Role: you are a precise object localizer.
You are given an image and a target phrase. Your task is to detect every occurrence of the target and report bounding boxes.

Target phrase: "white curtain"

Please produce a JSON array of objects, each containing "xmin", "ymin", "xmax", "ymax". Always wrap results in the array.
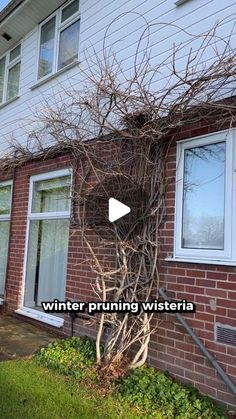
[
  {"xmin": 0, "ymin": 221, "xmax": 10, "ymax": 297},
  {"xmin": 32, "ymin": 176, "xmax": 70, "ymax": 213},
  {"xmin": 37, "ymin": 219, "xmax": 69, "ymax": 304},
  {"xmin": 24, "ymin": 219, "xmax": 69, "ymax": 308},
  {"xmin": 24, "ymin": 221, "xmax": 39, "ymax": 307}
]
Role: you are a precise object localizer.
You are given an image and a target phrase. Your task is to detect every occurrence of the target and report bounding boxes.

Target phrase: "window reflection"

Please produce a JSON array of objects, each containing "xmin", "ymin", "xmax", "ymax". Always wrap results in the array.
[
  {"xmin": 38, "ymin": 17, "xmax": 56, "ymax": 79},
  {"xmin": 182, "ymin": 142, "xmax": 225, "ymax": 250},
  {"xmin": 58, "ymin": 20, "xmax": 80, "ymax": 70}
]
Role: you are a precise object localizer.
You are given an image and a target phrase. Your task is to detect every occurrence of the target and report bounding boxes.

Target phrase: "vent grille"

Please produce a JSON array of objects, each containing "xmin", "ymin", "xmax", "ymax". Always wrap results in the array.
[{"xmin": 215, "ymin": 323, "xmax": 236, "ymax": 347}]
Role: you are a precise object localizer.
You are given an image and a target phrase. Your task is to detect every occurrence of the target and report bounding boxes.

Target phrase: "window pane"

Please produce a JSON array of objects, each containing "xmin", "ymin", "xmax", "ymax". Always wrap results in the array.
[
  {"xmin": 182, "ymin": 142, "xmax": 225, "ymax": 250},
  {"xmin": 6, "ymin": 62, "xmax": 20, "ymax": 101},
  {"xmin": 0, "ymin": 184, "xmax": 12, "ymax": 215},
  {"xmin": 0, "ymin": 57, "xmax": 6, "ymax": 103},
  {"xmin": 38, "ymin": 17, "xmax": 56, "ymax": 79},
  {"xmin": 0, "ymin": 221, "xmax": 10, "ymax": 297},
  {"xmin": 61, "ymin": 0, "xmax": 79, "ymax": 22},
  {"xmin": 10, "ymin": 45, "xmax": 21, "ymax": 62},
  {"xmin": 58, "ymin": 19, "xmax": 80, "ymax": 70},
  {"xmin": 32, "ymin": 176, "xmax": 71, "ymax": 213},
  {"xmin": 24, "ymin": 219, "xmax": 69, "ymax": 311}
]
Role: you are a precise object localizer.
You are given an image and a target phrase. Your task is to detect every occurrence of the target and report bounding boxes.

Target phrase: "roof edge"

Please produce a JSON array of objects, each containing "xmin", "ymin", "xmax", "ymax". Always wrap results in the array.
[{"xmin": 0, "ymin": 0, "xmax": 25, "ymax": 25}]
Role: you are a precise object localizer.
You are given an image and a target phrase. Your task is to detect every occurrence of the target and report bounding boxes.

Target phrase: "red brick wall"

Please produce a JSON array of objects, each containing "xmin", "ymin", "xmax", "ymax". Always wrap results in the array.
[
  {"xmin": 153, "ymin": 120, "xmax": 236, "ymax": 409},
  {"xmin": 1, "ymin": 121, "xmax": 236, "ymax": 409}
]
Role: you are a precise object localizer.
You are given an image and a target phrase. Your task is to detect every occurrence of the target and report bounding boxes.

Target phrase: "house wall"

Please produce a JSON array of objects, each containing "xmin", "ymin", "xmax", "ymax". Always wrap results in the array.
[
  {"xmin": 0, "ymin": 0, "xmax": 236, "ymax": 153},
  {"xmin": 2, "ymin": 121, "xmax": 236, "ymax": 410},
  {"xmin": 149, "ymin": 120, "xmax": 236, "ymax": 410},
  {"xmin": 1, "ymin": 0, "xmax": 236, "ymax": 412}
]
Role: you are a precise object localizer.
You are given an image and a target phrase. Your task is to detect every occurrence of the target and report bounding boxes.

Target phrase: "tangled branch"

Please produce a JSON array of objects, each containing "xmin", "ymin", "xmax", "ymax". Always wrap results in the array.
[{"xmin": 2, "ymin": 20, "xmax": 236, "ymax": 372}]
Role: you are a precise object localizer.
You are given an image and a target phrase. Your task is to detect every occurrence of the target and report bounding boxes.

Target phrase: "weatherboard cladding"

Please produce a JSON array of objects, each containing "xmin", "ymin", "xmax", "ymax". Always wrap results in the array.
[{"xmin": 0, "ymin": 0, "xmax": 236, "ymax": 153}]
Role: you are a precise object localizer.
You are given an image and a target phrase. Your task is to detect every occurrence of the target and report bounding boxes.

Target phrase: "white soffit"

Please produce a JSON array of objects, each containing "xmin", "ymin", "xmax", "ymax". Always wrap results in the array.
[{"xmin": 0, "ymin": 0, "xmax": 66, "ymax": 56}]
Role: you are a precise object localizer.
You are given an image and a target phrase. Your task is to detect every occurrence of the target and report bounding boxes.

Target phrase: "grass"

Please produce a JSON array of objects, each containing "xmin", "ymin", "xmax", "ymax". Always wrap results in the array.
[{"xmin": 0, "ymin": 359, "xmax": 139, "ymax": 419}]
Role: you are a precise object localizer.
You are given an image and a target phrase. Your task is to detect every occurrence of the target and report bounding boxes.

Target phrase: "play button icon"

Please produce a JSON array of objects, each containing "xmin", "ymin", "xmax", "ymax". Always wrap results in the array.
[
  {"xmin": 108, "ymin": 198, "xmax": 131, "ymax": 222},
  {"xmin": 83, "ymin": 175, "xmax": 148, "ymax": 240}
]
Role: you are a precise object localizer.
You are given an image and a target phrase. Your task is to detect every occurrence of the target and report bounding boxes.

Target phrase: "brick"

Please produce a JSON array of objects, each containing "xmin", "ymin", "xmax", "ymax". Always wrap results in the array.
[
  {"xmin": 227, "ymin": 347, "xmax": 236, "ymax": 357},
  {"xmin": 228, "ymin": 310, "xmax": 236, "ymax": 319},
  {"xmin": 197, "ymin": 384, "xmax": 217, "ymax": 398},
  {"xmin": 186, "ymin": 270, "xmax": 206, "ymax": 278},
  {"xmin": 168, "ymin": 267, "xmax": 186, "ymax": 276},
  {"xmin": 185, "ymin": 286, "xmax": 205, "ymax": 294},
  {"xmin": 217, "ymin": 299, "xmax": 236, "ymax": 309},
  {"xmin": 178, "ymin": 276, "xmax": 195, "ymax": 285},
  {"xmin": 217, "ymin": 281, "xmax": 236, "ymax": 290},
  {"xmin": 196, "ymin": 278, "xmax": 216, "ymax": 288},
  {"xmin": 166, "ymin": 364, "xmax": 184, "ymax": 377},
  {"xmin": 175, "ymin": 341, "xmax": 195, "ymax": 352},
  {"xmin": 185, "ymin": 370, "xmax": 205, "ymax": 384},
  {"xmin": 205, "ymin": 289, "xmax": 227, "ymax": 298},
  {"xmin": 217, "ymin": 391, "xmax": 236, "ymax": 406},
  {"xmin": 194, "ymin": 364, "xmax": 216, "ymax": 378},
  {"xmin": 207, "ymin": 272, "xmax": 227, "ymax": 280}
]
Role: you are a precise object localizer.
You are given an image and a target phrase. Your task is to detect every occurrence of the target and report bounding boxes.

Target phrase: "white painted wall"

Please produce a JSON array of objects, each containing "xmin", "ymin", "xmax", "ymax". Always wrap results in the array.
[{"xmin": 0, "ymin": 0, "xmax": 235, "ymax": 153}]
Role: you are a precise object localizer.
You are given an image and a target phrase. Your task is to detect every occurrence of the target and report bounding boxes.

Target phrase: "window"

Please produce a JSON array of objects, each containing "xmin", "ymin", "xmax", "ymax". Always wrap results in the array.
[
  {"xmin": 0, "ymin": 181, "xmax": 12, "ymax": 299},
  {"xmin": 0, "ymin": 44, "xmax": 21, "ymax": 104},
  {"xmin": 175, "ymin": 130, "xmax": 235, "ymax": 263},
  {"xmin": 38, "ymin": 0, "xmax": 80, "ymax": 80},
  {"xmin": 23, "ymin": 170, "xmax": 71, "ymax": 323}
]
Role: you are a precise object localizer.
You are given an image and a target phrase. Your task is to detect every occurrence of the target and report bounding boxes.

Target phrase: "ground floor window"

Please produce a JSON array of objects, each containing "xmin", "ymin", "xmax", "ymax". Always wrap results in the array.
[
  {"xmin": 0, "ymin": 181, "xmax": 12, "ymax": 299},
  {"xmin": 23, "ymin": 170, "xmax": 71, "ymax": 316},
  {"xmin": 175, "ymin": 129, "xmax": 234, "ymax": 262}
]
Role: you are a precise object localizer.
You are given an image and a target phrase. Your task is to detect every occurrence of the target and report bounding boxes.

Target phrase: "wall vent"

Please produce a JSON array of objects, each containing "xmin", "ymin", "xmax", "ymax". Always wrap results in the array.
[{"xmin": 215, "ymin": 323, "xmax": 236, "ymax": 347}]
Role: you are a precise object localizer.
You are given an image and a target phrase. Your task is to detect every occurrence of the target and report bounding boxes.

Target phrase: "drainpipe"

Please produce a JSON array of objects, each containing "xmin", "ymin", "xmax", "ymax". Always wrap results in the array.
[{"xmin": 159, "ymin": 287, "xmax": 236, "ymax": 397}]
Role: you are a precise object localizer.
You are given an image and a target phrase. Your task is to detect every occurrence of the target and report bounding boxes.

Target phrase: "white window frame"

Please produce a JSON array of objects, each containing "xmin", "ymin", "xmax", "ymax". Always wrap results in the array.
[
  {"xmin": 174, "ymin": 129, "xmax": 235, "ymax": 263},
  {"xmin": 36, "ymin": 0, "xmax": 80, "ymax": 82},
  {"xmin": 17, "ymin": 169, "xmax": 72, "ymax": 327},
  {"xmin": 0, "ymin": 44, "xmax": 21, "ymax": 104},
  {"xmin": 0, "ymin": 180, "xmax": 13, "ymax": 303}
]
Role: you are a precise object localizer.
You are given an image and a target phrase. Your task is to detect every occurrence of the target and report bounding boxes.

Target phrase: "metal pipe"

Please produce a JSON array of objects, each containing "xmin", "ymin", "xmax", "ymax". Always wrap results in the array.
[{"xmin": 159, "ymin": 287, "xmax": 236, "ymax": 397}]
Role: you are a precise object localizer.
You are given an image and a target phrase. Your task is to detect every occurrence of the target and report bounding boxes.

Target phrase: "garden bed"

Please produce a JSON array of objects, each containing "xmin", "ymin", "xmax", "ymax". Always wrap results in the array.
[{"xmin": 0, "ymin": 337, "xmax": 234, "ymax": 419}]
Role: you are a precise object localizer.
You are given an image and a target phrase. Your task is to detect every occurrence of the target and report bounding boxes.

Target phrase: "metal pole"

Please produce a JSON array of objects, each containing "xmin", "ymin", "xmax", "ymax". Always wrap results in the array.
[{"xmin": 159, "ymin": 287, "xmax": 236, "ymax": 397}]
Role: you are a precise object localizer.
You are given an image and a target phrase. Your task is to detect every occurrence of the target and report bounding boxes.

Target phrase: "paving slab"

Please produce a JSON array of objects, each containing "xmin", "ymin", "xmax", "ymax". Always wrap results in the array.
[{"xmin": 0, "ymin": 315, "xmax": 55, "ymax": 361}]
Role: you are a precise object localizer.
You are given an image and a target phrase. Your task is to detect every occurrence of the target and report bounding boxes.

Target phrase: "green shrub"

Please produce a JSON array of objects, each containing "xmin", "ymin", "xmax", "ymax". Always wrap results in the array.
[
  {"xmin": 36, "ymin": 337, "xmax": 96, "ymax": 380},
  {"xmin": 118, "ymin": 366, "xmax": 226, "ymax": 419},
  {"xmin": 36, "ymin": 340, "xmax": 227, "ymax": 418}
]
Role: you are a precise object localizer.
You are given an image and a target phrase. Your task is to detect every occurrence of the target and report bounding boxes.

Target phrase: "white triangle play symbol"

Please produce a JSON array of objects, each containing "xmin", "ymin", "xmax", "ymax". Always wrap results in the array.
[{"xmin": 108, "ymin": 197, "xmax": 131, "ymax": 222}]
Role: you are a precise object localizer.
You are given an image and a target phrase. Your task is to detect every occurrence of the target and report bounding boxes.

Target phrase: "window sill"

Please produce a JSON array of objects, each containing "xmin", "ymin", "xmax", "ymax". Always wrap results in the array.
[
  {"xmin": 165, "ymin": 256, "xmax": 236, "ymax": 267},
  {"xmin": 0, "ymin": 95, "xmax": 20, "ymax": 110},
  {"xmin": 15, "ymin": 308, "xmax": 64, "ymax": 328},
  {"xmin": 31, "ymin": 60, "xmax": 80, "ymax": 91}
]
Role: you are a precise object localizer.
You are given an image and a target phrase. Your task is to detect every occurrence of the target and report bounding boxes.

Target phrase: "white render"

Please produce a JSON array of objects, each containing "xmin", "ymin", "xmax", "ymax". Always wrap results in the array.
[{"xmin": 0, "ymin": 0, "xmax": 235, "ymax": 153}]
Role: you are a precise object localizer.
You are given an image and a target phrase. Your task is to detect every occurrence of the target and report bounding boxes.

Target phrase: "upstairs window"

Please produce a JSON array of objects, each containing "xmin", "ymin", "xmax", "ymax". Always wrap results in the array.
[
  {"xmin": 0, "ymin": 44, "xmax": 21, "ymax": 104},
  {"xmin": 175, "ymin": 130, "xmax": 235, "ymax": 263},
  {"xmin": 38, "ymin": 0, "xmax": 80, "ymax": 80}
]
